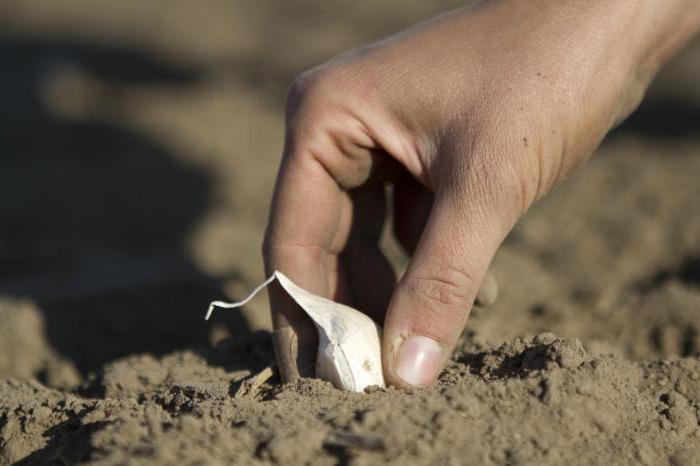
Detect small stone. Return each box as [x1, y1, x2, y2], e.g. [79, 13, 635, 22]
[533, 333, 557, 345]
[547, 338, 588, 368]
[32, 406, 52, 423]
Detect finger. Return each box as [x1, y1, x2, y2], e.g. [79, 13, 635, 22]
[474, 271, 498, 308]
[382, 172, 511, 388]
[393, 170, 499, 309]
[264, 142, 353, 382]
[264, 85, 390, 381]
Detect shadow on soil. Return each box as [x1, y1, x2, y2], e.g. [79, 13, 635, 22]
[0, 38, 251, 375]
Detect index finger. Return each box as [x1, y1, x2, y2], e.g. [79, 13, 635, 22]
[263, 138, 353, 381]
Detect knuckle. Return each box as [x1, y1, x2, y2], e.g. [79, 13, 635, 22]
[286, 68, 339, 109]
[284, 69, 346, 141]
[457, 130, 535, 224]
[287, 64, 363, 113]
[404, 265, 476, 310]
[285, 74, 314, 122]
[286, 71, 316, 105]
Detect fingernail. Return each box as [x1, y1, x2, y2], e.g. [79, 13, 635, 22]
[394, 335, 443, 388]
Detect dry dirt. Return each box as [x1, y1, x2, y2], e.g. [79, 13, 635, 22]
[0, 1, 699, 465]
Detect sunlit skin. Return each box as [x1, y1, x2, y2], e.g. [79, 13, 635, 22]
[263, 0, 700, 389]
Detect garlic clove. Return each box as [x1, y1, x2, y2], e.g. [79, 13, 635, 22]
[274, 271, 385, 392]
[206, 271, 385, 392]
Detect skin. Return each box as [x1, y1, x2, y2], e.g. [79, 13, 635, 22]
[263, 0, 700, 389]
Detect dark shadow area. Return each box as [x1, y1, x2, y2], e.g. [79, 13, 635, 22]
[612, 97, 700, 139]
[454, 346, 552, 379]
[453, 337, 588, 382]
[636, 254, 700, 292]
[15, 415, 109, 466]
[0, 38, 251, 374]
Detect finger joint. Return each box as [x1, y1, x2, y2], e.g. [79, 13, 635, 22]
[404, 266, 476, 310]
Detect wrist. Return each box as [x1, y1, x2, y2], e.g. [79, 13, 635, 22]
[606, 0, 700, 84]
[519, 0, 700, 121]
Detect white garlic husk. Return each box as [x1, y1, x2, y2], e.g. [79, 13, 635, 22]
[206, 271, 385, 392]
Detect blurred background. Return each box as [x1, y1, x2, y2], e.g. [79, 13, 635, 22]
[0, 0, 698, 389]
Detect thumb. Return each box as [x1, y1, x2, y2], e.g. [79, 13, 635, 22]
[382, 180, 510, 388]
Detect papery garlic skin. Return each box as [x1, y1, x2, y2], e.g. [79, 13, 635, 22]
[206, 271, 385, 392]
[274, 272, 385, 392]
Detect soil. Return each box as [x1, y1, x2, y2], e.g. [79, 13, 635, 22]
[0, 1, 699, 465]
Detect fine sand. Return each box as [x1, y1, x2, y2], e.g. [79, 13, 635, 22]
[0, 1, 699, 465]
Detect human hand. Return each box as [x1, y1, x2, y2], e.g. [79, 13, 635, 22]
[263, 0, 700, 388]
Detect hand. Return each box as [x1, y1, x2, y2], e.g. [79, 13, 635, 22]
[263, 0, 700, 388]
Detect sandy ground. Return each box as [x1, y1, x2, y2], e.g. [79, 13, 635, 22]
[0, 1, 699, 465]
